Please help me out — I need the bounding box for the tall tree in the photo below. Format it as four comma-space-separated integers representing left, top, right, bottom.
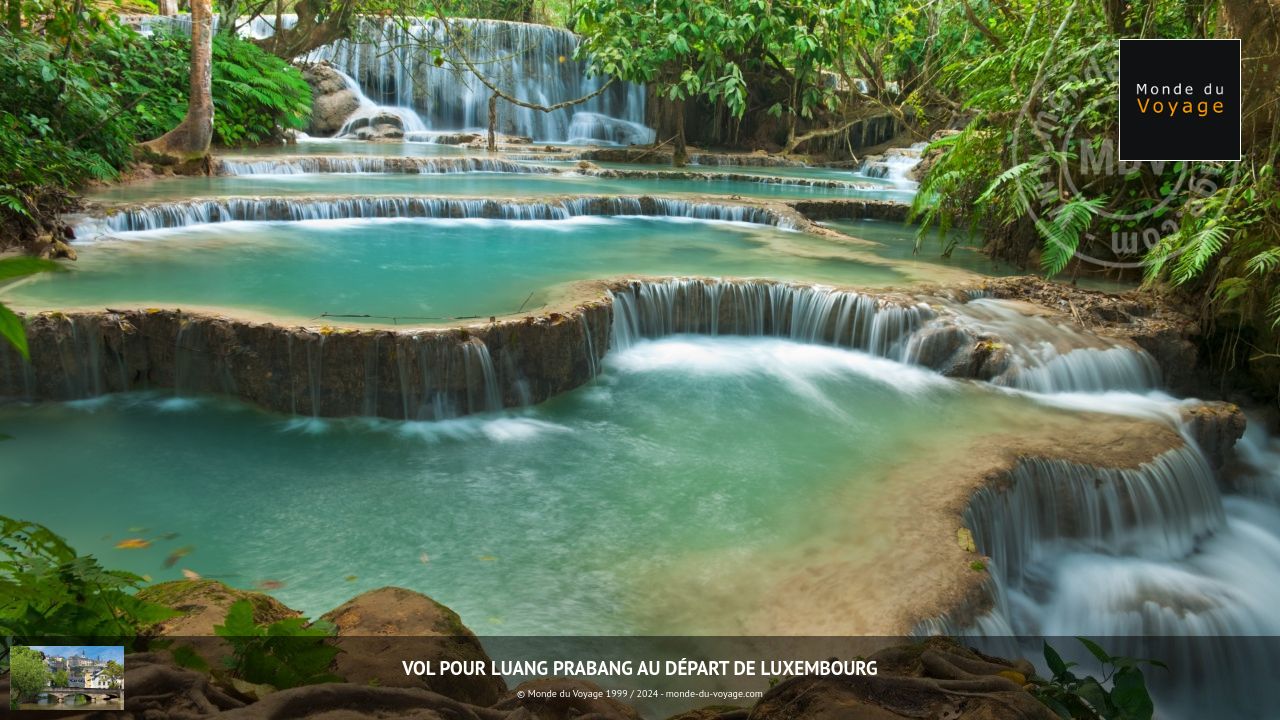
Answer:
140, 0, 214, 161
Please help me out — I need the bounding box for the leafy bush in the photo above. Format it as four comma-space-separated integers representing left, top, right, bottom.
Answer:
213, 599, 341, 690
0, 33, 134, 233
0, 516, 177, 639
87, 29, 312, 147
1, 21, 311, 248
1031, 638, 1163, 720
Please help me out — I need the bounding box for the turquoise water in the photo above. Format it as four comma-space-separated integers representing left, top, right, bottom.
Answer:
826, 219, 1139, 292
4, 217, 904, 321
89, 172, 905, 204
824, 219, 1020, 276
0, 336, 1042, 634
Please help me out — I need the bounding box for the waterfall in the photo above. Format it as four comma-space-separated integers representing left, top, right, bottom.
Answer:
214, 156, 559, 175
953, 298, 1161, 393
329, 66, 428, 138
461, 338, 502, 414
965, 450, 1225, 593
854, 142, 928, 190
608, 279, 932, 360
305, 17, 652, 144
83, 196, 797, 236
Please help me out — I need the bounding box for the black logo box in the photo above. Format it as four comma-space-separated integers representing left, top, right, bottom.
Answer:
1119, 38, 1241, 162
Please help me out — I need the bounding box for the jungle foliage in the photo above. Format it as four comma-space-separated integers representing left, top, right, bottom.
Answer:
571, 0, 949, 154
0, 6, 310, 250
0, 516, 178, 640
905, 0, 1278, 393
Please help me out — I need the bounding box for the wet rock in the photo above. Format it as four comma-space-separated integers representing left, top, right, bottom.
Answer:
492, 678, 640, 720
749, 638, 1053, 720
140, 579, 301, 636
3, 303, 611, 420
1181, 401, 1247, 470
429, 132, 483, 145
347, 112, 406, 140
320, 587, 506, 706
137, 579, 301, 671
787, 199, 911, 222
301, 63, 360, 136
978, 276, 1203, 396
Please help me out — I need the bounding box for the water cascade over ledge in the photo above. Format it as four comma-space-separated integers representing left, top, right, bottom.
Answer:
79, 196, 802, 236
305, 17, 653, 144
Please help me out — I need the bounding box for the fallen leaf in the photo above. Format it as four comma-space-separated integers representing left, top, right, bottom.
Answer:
116, 538, 151, 549
256, 579, 285, 590
164, 545, 195, 568
478, 555, 497, 562
158, 532, 180, 541
344, 575, 358, 582
419, 552, 430, 564
182, 568, 202, 580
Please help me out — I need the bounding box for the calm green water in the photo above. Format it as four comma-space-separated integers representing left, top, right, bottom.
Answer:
4, 218, 904, 321
825, 219, 1139, 292
0, 336, 1040, 633
89, 172, 905, 204
824, 219, 1021, 276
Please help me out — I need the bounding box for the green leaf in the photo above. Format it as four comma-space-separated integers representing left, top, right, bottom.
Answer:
1112, 666, 1154, 720
0, 257, 63, 282
0, 303, 29, 359
1043, 641, 1067, 677
1076, 636, 1113, 665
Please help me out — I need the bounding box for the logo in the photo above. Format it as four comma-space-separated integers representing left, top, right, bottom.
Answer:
1010, 38, 1242, 270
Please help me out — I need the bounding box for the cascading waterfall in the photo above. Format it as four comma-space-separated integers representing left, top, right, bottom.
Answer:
82, 196, 796, 235
608, 279, 932, 360
854, 142, 928, 190
214, 156, 558, 176
921, 300, 1280, 719
330, 66, 428, 138
954, 298, 1161, 393
306, 17, 652, 144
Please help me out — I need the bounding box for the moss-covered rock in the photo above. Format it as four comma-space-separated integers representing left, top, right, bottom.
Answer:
319, 586, 506, 706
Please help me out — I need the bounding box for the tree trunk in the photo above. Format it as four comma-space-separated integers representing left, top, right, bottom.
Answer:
673, 100, 688, 167
1220, 0, 1279, 156
157, 0, 177, 15
140, 0, 214, 163
488, 92, 498, 152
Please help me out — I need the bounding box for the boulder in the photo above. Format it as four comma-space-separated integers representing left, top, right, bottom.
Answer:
136, 579, 302, 671
139, 579, 301, 636
301, 63, 360, 136
345, 112, 406, 140
1181, 401, 1247, 470
492, 678, 640, 720
320, 586, 506, 706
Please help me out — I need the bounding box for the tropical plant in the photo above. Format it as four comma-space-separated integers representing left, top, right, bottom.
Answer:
0, 257, 60, 357
0, 516, 177, 640
213, 599, 342, 690
1030, 638, 1164, 720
